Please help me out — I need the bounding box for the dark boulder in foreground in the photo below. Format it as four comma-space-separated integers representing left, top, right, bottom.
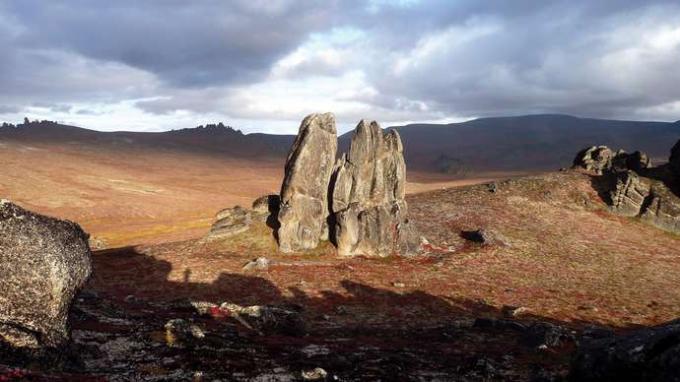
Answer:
570, 319, 680, 382
0, 200, 92, 350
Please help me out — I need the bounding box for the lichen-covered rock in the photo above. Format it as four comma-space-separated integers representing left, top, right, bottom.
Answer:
277, 113, 337, 252
573, 146, 651, 174
639, 183, 680, 233
0, 200, 92, 349
252, 194, 280, 216
609, 171, 651, 216
611, 150, 652, 173
570, 319, 680, 382
573, 146, 615, 174
331, 120, 420, 257
205, 206, 252, 241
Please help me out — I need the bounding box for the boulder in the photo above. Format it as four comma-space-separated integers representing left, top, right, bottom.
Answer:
277, 113, 337, 252
573, 146, 615, 174
331, 120, 420, 257
573, 146, 651, 174
0, 200, 92, 349
205, 206, 252, 241
570, 319, 680, 382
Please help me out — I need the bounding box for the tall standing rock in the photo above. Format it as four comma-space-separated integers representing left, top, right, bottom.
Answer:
0, 200, 92, 350
331, 120, 420, 257
277, 113, 337, 252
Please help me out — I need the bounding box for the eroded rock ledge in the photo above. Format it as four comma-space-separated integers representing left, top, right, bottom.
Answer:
572, 141, 680, 234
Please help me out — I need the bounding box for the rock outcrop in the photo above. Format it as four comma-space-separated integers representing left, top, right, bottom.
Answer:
331, 120, 420, 257
670, 139, 680, 176
0, 200, 92, 350
277, 113, 337, 252
573, 146, 615, 174
573, 145, 651, 174
205, 206, 252, 241
570, 319, 680, 381
609, 171, 652, 216
578, 139, 680, 234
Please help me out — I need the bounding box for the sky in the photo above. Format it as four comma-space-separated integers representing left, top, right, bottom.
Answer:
1, 0, 679, 134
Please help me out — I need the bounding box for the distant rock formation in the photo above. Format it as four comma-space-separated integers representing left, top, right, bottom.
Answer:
0, 200, 92, 350
277, 113, 338, 252
331, 120, 420, 257
575, 140, 680, 234
573, 145, 651, 174
274, 114, 420, 256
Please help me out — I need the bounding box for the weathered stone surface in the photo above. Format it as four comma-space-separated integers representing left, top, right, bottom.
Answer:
331, 120, 419, 257
570, 319, 680, 382
611, 150, 652, 173
573, 146, 651, 174
205, 206, 252, 241
277, 113, 337, 252
639, 183, 680, 233
609, 171, 651, 216
573, 146, 615, 174
252, 194, 280, 216
0, 200, 92, 349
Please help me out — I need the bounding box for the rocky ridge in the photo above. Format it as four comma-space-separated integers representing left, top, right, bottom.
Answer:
573, 141, 680, 234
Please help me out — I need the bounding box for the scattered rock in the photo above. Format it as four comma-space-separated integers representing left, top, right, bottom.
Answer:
331, 120, 420, 257
278, 113, 338, 252
164, 319, 205, 348
301, 367, 328, 381
242, 257, 270, 271
205, 206, 252, 240
501, 305, 530, 318
219, 303, 305, 336
524, 322, 573, 348
570, 319, 680, 381
461, 229, 506, 246
0, 200, 92, 350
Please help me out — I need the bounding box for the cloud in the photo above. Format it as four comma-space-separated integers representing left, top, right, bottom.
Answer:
0, 0, 679, 132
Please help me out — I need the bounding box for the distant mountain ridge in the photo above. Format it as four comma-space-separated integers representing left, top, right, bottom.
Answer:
2, 114, 679, 173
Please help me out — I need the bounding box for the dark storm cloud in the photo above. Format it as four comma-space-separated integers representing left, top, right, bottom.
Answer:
0, 0, 679, 129
4, 0, 362, 87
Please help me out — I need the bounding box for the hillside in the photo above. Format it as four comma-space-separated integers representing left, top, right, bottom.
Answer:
1, 115, 679, 247
10, 170, 678, 380
382, 114, 680, 174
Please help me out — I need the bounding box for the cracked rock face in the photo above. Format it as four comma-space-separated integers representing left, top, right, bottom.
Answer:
331, 120, 420, 257
609, 171, 652, 217
0, 200, 92, 349
277, 113, 338, 252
